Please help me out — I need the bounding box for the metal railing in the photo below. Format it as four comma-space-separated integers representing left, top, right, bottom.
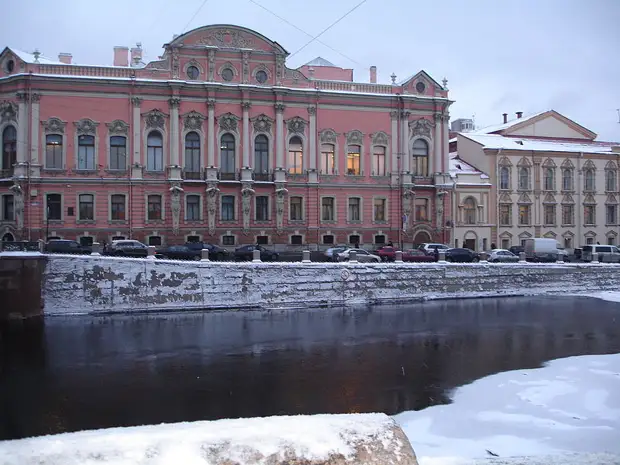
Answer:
0, 241, 41, 252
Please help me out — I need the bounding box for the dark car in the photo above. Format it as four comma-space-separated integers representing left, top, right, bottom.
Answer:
184, 241, 231, 261
445, 248, 480, 263
45, 239, 91, 255
234, 245, 279, 261
156, 245, 202, 261
402, 249, 436, 262
509, 246, 524, 256
106, 240, 149, 257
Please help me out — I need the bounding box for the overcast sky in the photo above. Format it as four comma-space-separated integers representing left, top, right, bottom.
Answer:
3, 0, 619, 140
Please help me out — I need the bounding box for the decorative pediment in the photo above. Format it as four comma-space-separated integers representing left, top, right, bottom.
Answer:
562, 230, 575, 238
319, 128, 338, 144
542, 158, 556, 168
606, 194, 618, 204
251, 114, 273, 134
197, 29, 254, 49
371, 131, 389, 146
217, 112, 240, 132
74, 118, 99, 135
583, 193, 596, 205
517, 193, 532, 204
584, 230, 597, 238
286, 116, 307, 134
183, 111, 205, 131
543, 231, 557, 238
499, 231, 513, 238
517, 157, 532, 167
607, 230, 618, 238
582, 159, 596, 170
499, 193, 512, 203
543, 193, 556, 204
345, 129, 364, 145
409, 118, 434, 138
106, 119, 129, 135
561, 158, 575, 169
41, 117, 67, 134
0, 100, 18, 124
561, 194, 575, 204
518, 231, 533, 239
605, 160, 618, 170
143, 109, 167, 129
498, 156, 512, 167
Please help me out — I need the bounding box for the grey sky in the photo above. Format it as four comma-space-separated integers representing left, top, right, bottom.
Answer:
3, 0, 619, 140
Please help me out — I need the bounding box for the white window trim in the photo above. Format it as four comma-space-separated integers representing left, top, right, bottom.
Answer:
42, 132, 67, 170
289, 233, 304, 245
145, 193, 165, 222
543, 204, 556, 226
0, 122, 17, 171
217, 131, 239, 173
286, 133, 307, 174
347, 195, 363, 223
499, 203, 512, 227
251, 131, 273, 173
184, 193, 203, 222
288, 195, 305, 222
415, 196, 432, 223
76, 191, 97, 222
320, 195, 337, 223
372, 196, 388, 223
74, 126, 99, 171
144, 128, 167, 172
254, 195, 270, 222
44, 192, 64, 221
410, 136, 432, 177
108, 193, 128, 222
345, 142, 364, 177
182, 128, 205, 173
371, 144, 388, 177
220, 194, 237, 222
543, 167, 556, 191
106, 133, 129, 171
499, 166, 511, 190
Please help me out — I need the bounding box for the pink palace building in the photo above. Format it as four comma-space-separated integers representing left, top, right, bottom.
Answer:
0, 24, 453, 249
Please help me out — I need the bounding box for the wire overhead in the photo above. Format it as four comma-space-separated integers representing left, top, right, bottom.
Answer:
181, 0, 211, 34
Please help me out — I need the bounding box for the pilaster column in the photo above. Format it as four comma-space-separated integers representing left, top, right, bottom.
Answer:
275, 103, 285, 169
131, 97, 142, 178
15, 92, 28, 170
242, 102, 251, 168
434, 113, 442, 175
401, 111, 410, 173
169, 97, 180, 166
207, 99, 215, 167
442, 113, 450, 174
390, 111, 398, 175
30, 93, 41, 174
307, 106, 317, 171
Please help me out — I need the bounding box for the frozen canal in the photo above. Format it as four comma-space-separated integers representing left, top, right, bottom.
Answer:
1, 295, 619, 448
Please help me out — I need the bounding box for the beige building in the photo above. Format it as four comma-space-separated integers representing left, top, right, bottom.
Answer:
453, 110, 620, 250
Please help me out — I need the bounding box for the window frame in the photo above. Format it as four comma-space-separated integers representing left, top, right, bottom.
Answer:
372, 145, 387, 176
146, 194, 164, 221
77, 193, 95, 222
543, 167, 555, 191
109, 193, 127, 222
499, 203, 512, 226
288, 135, 304, 175
254, 134, 270, 174
561, 204, 575, 226
184, 131, 202, 175
462, 197, 476, 225
499, 166, 510, 190
373, 197, 387, 223
606, 204, 617, 225
2, 125, 17, 171
518, 204, 531, 226
348, 196, 362, 222
289, 195, 304, 221
543, 204, 556, 226
44, 133, 65, 170
415, 197, 430, 222
562, 168, 574, 191
584, 169, 595, 192
606, 170, 617, 192
109, 135, 127, 171
320, 143, 336, 175
220, 133, 236, 176
346, 144, 361, 176
185, 194, 202, 221
1, 194, 15, 221
255, 195, 270, 222
411, 138, 429, 177
146, 130, 164, 172
584, 205, 596, 225
76, 134, 96, 171
518, 167, 530, 190
220, 194, 236, 222
45, 193, 63, 221
321, 196, 336, 222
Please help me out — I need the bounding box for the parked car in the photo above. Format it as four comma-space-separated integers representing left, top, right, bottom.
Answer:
106, 240, 149, 257
487, 249, 519, 263
509, 245, 524, 256
324, 246, 349, 262
184, 241, 231, 261
374, 246, 398, 262
581, 244, 620, 263
445, 248, 479, 263
402, 249, 436, 262
336, 248, 381, 263
234, 245, 279, 261
418, 243, 450, 256
156, 245, 203, 260
45, 239, 91, 255
524, 238, 558, 262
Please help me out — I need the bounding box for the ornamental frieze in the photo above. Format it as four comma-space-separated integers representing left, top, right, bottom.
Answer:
217, 113, 240, 132
143, 109, 167, 129
106, 119, 129, 135
197, 29, 254, 49
74, 118, 99, 135
183, 111, 205, 131
251, 114, 273, 134
0, 101, 17, 123
409, 118, 434, 138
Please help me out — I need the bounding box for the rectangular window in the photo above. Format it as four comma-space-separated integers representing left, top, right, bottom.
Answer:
374, 198, 386, 222
2, 195, 14, 221
415, 198, 429, 221
290, 196, 303, 221
323, 234, 334, 245
322, 197, 335, 221
256, 196, 269, 221
501, 238, 510, 249
148, 236, 162, 246
222, 235, 235, 245
320, 144, 335, 175
46, 194, 61, 220
584, 205, 596, 225
147, 195, 162, 220
348, 197, 361, 222
111, 194, 126, 220
109, 136, 127, 170
562, 169, 573, 191
78, 194, 94, 221
346, 145, 361, 175
221, 195, 235, 221
45, 134, 63, 169
499, 204, 511, 226
608, 237, 616, 246
77, 135, 95, 170
544, 204, 556, 225
518, 204, 530, 225
564, 237, 572, 249
562, 205, 574, 225
288, 138, 303, 175
607, 205, 617, 225
375, 235, 386, 245
543, 169, 554, 191
290, 235, 303, 245
256, 235, 269, 245
80, 236, 94, 247
373, 146, 386, 176
186, 195, 200, 221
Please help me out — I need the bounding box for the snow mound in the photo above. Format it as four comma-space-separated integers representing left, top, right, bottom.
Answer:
571, 291, 620, 303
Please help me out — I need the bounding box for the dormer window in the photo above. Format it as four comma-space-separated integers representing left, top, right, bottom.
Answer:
222, 68, 234, 82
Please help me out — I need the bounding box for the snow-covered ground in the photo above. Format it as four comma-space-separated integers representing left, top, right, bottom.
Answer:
394, 352, 620, 465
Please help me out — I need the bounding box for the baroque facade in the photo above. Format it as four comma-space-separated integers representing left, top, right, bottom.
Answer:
0, 24, 453, 248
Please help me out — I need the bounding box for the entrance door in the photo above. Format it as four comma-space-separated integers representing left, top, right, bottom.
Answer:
464, 239, 476, 250
1, 232, 14, 242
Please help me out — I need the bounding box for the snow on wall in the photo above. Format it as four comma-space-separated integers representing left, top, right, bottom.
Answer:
0, 413, 417, 465
43, 255, 620, 315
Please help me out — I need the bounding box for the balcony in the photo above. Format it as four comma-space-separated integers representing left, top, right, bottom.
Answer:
219, 171, 238, 181
0, 168, 13, 179
183, 170, 203, 181
253, 171, 273, 182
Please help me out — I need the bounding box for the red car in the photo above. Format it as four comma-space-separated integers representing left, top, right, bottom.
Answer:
402, 249, 436, 262
374, 246, 398, 261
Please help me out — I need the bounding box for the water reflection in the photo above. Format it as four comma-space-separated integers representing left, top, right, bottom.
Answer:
1, 296, 619, 440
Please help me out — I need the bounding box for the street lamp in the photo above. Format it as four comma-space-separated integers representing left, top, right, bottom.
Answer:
45, 205, 50, 241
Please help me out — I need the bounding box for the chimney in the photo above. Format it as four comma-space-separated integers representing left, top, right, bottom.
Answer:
130, 43, 143, 67
113, 46, 129, 67
58, 53, 72, 64
370, 65, 377, 84
516, 111, 523, 119
502, 113, 508, 124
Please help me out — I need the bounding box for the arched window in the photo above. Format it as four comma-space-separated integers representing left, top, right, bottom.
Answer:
412, 139, 429, 176
499, 167, 510, 190
584, 169, 595, 191
346, 144, 361, 175
146, 131, 163, 171
45, 134, 63, 169
288, 136, 303, 174
220, 133, 236, 180
463, 197, 477, 224
562, 168, 573, 191
184, 131, 201, 176
320, 143, 335, 175
77, 134, 95, 170
518, 167, 530, 190
543, 167, 554, 191
254, 134, 269, 176
2, 126, 16, 171
606, 170, 617, 192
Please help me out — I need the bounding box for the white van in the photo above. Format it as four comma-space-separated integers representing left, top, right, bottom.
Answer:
524, 238, 558, 262
581, 245, 620, 263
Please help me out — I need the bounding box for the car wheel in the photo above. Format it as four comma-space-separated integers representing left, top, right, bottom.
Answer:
216, 253, 224, 261
472, 257, 479, 263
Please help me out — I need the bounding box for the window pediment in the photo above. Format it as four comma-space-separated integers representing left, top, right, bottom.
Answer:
251, 114, 273, 134
606, 194, 618, 204
517, 193, 532, 204
605, 160, 618, 170
106, 119, 129, 135
319, 128, 338, 144
543, 231, 557, 238
582, 159, 596, 170
583, 193, 596, 205
542, 158, 556, 168
518, 231, 533, 239
142, 109, 168, 129
371, 131, 389, 146
561, 194, 575, 204
543, 193, 556, 204
499, 193, 512, 203
517, 157, 532, 167
345, 129, 364, 145
287, 116, 307, 134
183, 111, 206, 131
561, 158, 575, 169
409, 119, 434, 138
498, 156, 512, 167
42, 117, 67, 134
217, 112, 240, 132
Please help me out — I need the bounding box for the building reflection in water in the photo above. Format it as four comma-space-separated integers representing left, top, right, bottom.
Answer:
1, 296, 619, 440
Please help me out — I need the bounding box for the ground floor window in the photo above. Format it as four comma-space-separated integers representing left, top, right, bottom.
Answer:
520, 239, 527, 247
148, 236, 162, 246
349, 234, 360, 245
79, 236, 94, 246
586, 237, 594, 245
501, 239, 509, 249
374, 234, 385, 245
322, 234, 334, 245
1, 232, 15, 242
608, 236, 616, 245
564, 237, 572, 249
256, 235, 268, 245
112, 235, 126, 240
186, 235, 200, 243
222, 235, 235, 246
290, 235, 303, 245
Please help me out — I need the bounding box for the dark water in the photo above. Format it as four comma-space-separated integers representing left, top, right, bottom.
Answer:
1, 296, 620, 440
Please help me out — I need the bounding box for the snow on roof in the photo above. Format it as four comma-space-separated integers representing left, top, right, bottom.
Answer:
462, 133, 618, 155
10, 48, 63, 65
472, 110, 550, 135
303, 56, 336, 67
449, 153, 489, 179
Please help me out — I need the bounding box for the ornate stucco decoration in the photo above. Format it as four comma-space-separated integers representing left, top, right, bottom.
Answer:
561, 194, 575, 204
241, 182, 255, 234
9, 182, 24, 231
275, 54, 285, 85
206, 183, 220, 235
409, 118, 434, 138
251, 64, 272, 83
242, 51, 250, 84
168, 98, 181, 109
274, 184, 288, 234
171, 47, 180, 79
345, 130, 364, 145
183, 111, 205, 131
169, 182, 184, 234
146, 60, 168, 70
371, 131, 389, 146
106, 120, 129, 135
217, 113, 240, 133
207, 49, 216, 81
251, 114, 273, 134
0, 101, 17, 124
42, 117, 67, 134
402, 188, 415, 232
319, 129, 338, 144
74, 118, 99, 135
143, 110, 167, 130
197, 29, 254, 48
286, 117, 306, 134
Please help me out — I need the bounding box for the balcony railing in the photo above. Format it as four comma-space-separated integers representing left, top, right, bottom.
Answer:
183, 170, 203, 180
253, 171, 273, 182
219, 171, 238, 181
0, 168, 14, 179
